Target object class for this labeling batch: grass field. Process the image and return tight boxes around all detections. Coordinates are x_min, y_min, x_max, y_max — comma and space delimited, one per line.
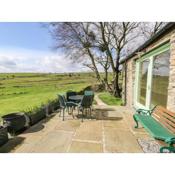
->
0, 72, 98, 118
98, 92, 123, 106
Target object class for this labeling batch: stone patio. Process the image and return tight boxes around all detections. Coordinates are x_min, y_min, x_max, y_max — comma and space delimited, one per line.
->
0, 96, 152, 153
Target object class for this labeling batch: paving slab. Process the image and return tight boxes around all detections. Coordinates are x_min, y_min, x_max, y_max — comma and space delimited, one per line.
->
68, 141, 103, 153
55, 119, 81, 132
6, 99, 152, 153
31, 131, 73, 153
13, 143, 37, 153
21, 135, 44, 144
104, 127, 143, 153
73, 120, 102, 142
103, 120, 129, 130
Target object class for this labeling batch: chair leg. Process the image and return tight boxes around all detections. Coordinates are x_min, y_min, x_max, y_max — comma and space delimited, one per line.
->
71, 107, 74, 118
91, 106, 94, 112
78, 107, 80, 115
69, 107, 71, 114
90, 107, 92, 118
63, 108, 65, 121
85, 108, 88, 118
81, 109, 84, 122
59, 108, 62, 117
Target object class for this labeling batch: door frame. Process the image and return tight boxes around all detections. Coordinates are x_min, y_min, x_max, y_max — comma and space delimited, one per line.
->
134, 42, 170, 110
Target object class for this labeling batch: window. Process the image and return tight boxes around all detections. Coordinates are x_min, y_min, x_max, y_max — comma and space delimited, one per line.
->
137, 59, 150, 106
150, 50, 170, 108
135, 43, 170, 109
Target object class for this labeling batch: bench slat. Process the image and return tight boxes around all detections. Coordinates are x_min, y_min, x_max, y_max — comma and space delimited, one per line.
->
154, 107, 175, 119
154, 115, 175, 134
157, 106, 175, 117
153, 111, 175, 128
152, 106, 175, 134
154, 107, 175, 121
134, 114, 175, 140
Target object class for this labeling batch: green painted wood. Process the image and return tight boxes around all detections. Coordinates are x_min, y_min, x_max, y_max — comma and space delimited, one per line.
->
134, 114, 175, 140
134, 42, 170, 110
140, 42, 170, 60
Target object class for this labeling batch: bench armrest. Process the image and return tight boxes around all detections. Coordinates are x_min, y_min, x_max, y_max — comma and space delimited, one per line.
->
165, 137, 175, 145
136, 109, 151, 116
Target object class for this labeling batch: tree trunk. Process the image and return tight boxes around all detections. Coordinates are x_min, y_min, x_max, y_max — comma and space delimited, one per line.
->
113, 71, 121, 97
104, 68, 109, 90
87, 48, 102, 83
113, 52, 121, 98
103, 66, 112, 92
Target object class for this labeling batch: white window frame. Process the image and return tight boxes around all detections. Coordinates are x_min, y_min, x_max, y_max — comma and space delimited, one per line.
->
134, 43, 170, 110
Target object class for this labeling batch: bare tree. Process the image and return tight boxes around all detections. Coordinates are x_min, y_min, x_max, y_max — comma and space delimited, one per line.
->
49, 22, 165, 98
97, 22, 139, 97
49, 22, 140, 97
49, 22, 103, 84
140, 22, 166, 39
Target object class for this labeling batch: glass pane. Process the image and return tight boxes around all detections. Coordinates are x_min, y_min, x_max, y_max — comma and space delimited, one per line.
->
151, 50, 170, 108
138, 59, 150, 106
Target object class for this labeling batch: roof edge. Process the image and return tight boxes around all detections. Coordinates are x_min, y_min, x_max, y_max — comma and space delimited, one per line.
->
120, 22, 175, 64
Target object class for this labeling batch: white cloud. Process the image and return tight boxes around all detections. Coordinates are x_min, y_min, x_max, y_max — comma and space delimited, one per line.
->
0, 48, 89, 73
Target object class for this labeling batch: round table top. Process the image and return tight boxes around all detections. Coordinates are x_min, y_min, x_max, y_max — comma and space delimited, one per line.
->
69, 95, 84, 101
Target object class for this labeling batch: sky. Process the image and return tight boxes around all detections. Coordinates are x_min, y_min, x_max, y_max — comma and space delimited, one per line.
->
0, 22, 87, 73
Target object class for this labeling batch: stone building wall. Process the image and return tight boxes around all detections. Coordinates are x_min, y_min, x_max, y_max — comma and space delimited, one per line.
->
122, 29, 175, 112
167, 31, 175, 112
124, 59, 135, 108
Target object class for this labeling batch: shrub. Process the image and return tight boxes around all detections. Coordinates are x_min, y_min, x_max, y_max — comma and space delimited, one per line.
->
24, 98, 60, 125
25, 105, 46, 125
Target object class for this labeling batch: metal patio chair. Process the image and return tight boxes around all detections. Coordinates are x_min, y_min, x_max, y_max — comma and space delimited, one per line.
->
58, 94, 78, 121
78, 95, 94, 122
66, 91, 77, 102
84, 90, 94, 96
84, 90, 94, 109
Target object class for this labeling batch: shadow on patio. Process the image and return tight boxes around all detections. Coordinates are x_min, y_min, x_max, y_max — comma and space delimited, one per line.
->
0, 137, 25, 153
0, 105, 151, 153
76, 107, 123, 121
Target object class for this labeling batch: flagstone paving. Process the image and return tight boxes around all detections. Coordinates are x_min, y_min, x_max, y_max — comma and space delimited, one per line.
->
0, 95, 152, 153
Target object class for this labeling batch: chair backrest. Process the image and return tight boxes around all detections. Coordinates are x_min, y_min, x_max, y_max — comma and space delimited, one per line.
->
84, 90, 94, 96
84, 90, 94, 102
80, 95, 93, 108
152, 106, 175, 134
66, 91, 77, 101
58, 95, 66, 108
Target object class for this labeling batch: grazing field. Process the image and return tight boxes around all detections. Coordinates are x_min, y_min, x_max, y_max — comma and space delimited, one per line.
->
0, 72, 98, 119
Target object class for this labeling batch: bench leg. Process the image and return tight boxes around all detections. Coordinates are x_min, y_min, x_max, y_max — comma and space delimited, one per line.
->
133, 115, 139, 128
160, 146, 175, 153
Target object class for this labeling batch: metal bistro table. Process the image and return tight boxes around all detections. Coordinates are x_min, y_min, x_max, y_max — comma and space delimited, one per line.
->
69, 95, 84, 103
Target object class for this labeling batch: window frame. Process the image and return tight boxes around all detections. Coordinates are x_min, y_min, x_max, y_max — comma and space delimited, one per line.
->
134, 42, 170, 110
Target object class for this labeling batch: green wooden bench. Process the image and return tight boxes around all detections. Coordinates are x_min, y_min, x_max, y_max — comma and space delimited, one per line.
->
133, 106, 175, 153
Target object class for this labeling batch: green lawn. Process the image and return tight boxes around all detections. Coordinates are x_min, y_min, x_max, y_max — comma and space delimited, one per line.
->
98, 92, 122, 106
0, 72, 97, 118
